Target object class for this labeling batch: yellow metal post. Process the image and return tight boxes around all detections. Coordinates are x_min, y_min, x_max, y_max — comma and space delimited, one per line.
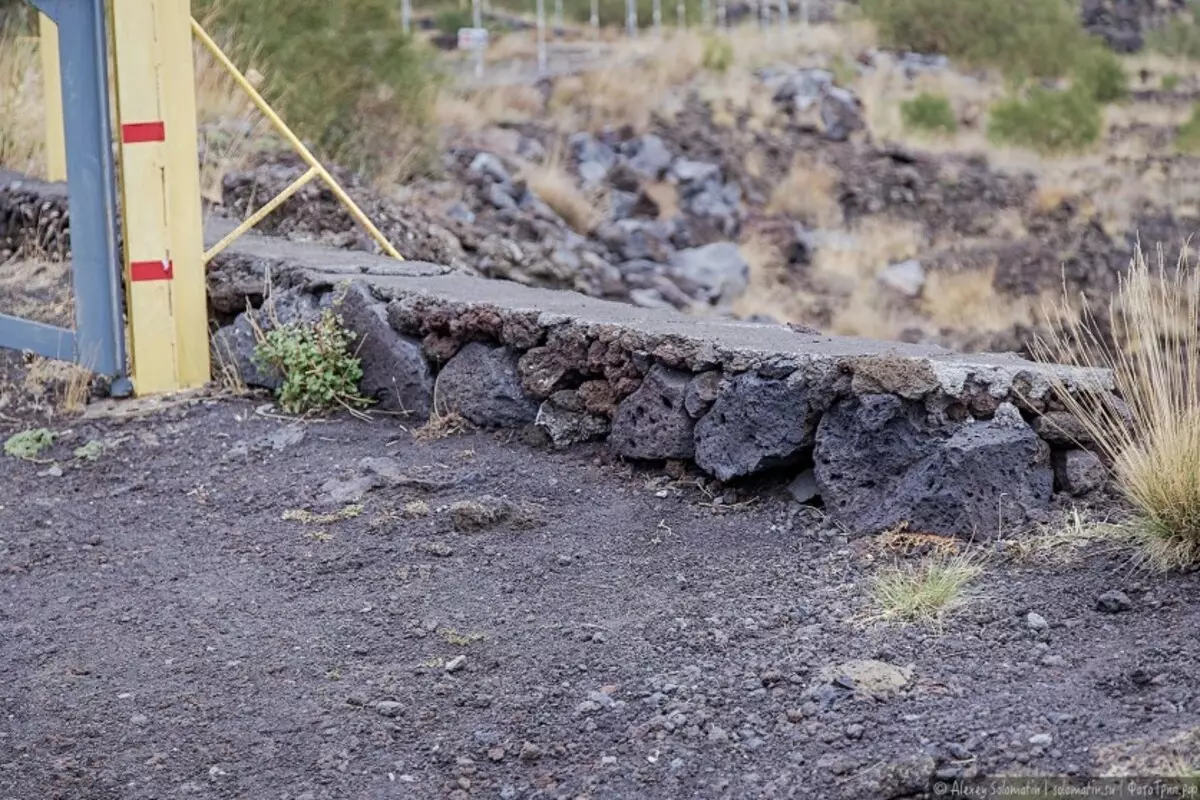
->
38, 13, 67, 182
109, 0, 208, 395
157, 0, 211, 388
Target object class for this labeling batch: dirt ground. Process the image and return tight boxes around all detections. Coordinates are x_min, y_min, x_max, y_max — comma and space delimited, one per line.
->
1, 386, 1199, 800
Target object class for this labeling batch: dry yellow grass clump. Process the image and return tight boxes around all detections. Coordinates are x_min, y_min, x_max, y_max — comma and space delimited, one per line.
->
0, 29, 45, 177
1034, 244, 1200, 570
522, 150, 600, 234
766, 154, 844, 228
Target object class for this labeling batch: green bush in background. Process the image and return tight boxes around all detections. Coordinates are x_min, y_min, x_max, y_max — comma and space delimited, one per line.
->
861, 0, 1091, 81
701, 35, 734, 73
1072, 44, 1128, 104
1175, 104, 1200, 153
196, 0, 441, 181
900, 93, 957, 135
987, 88, 1102, 154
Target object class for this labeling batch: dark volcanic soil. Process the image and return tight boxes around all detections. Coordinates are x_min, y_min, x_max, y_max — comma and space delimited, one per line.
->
2, 398, 1199, 800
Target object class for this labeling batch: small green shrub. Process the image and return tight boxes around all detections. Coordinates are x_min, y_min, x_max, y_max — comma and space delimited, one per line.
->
1072, 44, 1128, 103
829, 53, 858, 87
1164, 73, 1183, 91
701, 35, 733, 74
254, 310, 371, 416
435, 8, 474, 35
900, 93, 958, 135
1176, 104, 1200, 153
861, 0, 1090, 81
4, 428, 55, 460
987, 88, 1102, 154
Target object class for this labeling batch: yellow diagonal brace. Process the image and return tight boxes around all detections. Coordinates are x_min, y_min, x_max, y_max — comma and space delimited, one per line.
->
189, 19, 404, 262
203, 165, 320, 264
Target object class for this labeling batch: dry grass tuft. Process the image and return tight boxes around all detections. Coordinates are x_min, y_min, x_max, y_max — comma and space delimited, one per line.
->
413, 408, 471, 442
523, 151, 600, 234
870, 552, 982, 625
0, 30, 45, 177
436, 84, 547, 132
1033, 244, 1200, 570
23, 357, 91, 414
766, 154, 843, 228
1005, 507, 1128, 563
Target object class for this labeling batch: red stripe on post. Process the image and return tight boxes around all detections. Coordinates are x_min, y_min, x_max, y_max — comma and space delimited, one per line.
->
130, 260, 174, 282
121, 121, 166, 144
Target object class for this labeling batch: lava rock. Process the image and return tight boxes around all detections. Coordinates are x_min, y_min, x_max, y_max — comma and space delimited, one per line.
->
1052, 449, 1107, 496
1096, 590, 1133, 613
609, 365, 695, 460
1026, 611, 1049, 631
694, 371, 826, 481
814, 397, 1053, 536
436, 342, 538, 428
535, 390, 611, 448
211, 288, 323, 390
334, 283, 433, 417
877, 259, 925, 298
667, 242, 750, 306
626, 134, 674, 179
468, 152, 511, 184
1032, 411, 1094, 446
684, 370, 722, 418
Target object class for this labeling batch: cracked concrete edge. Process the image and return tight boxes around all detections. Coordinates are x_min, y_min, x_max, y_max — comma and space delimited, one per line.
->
203, 226, 1114, 408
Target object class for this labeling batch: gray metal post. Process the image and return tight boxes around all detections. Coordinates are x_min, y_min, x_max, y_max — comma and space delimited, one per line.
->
677, 0, 685, 28
401, 0, 411, 33
626, 0, 637, 37
779, 0, 788, 28
554, 0, 563, 34
536, 0, 548, 74
716, 0, 726, 29
28, 0, 127, 386
801, 0, 808, 24
590, 0, 599, 37
652, 0, 662, 36
701, 0, 710, 27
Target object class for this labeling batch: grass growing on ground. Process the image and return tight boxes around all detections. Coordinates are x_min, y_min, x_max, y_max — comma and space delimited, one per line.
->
1033, 245, 1200, 570
900, 92, 957, 136
870, 553, 981, 625
523, 151, 600, 234
253, 310, 371, 416
1176, 104, 1200, 153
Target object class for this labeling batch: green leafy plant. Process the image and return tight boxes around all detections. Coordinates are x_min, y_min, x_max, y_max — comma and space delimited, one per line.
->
1177, 104, 1200, 152
987, 87, 1101, 154
4, 428, 55, 460
1164, 73, 1182, 92
900, 92, 958, 135
435, 8, 474, 35
701, 35, 733, 74
73, 440, 104, 461
253, 310, 371, 416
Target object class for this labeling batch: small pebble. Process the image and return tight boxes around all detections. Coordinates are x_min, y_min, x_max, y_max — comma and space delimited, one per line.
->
445, 655, 467, 673
1096, 590, 1132, 613
1025, 612, 1048, 631
1029, 733, 1053, 747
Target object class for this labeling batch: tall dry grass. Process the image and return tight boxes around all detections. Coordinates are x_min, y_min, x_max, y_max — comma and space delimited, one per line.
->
1033, 244, 1200, 570
0, 29, 45, 177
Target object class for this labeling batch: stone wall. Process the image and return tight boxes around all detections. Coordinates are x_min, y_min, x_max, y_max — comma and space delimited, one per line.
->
206, 225, 1118, 540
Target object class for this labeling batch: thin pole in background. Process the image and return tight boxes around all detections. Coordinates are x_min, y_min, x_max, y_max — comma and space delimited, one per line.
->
472, 0, 484, 78
652, 0, 662, 37
626, 0, 637, 38
537, 0, 548, 72
779, 0, 788, 29
591, 0, 600, 38
677, 0, 685, 29
716, 0, 726, 30
401, 0, 411, 33
555, 0, 563, 34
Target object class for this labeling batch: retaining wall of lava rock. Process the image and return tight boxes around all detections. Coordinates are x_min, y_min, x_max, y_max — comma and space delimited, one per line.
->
205, 229, 1118, 540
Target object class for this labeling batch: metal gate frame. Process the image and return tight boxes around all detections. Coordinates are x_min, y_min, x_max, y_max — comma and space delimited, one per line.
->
0, 0, 129, 393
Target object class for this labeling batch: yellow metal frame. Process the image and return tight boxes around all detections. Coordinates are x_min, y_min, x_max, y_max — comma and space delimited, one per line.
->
38, 13, 67, 182
189, 20, 405, 264
35, 5, 405, 398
